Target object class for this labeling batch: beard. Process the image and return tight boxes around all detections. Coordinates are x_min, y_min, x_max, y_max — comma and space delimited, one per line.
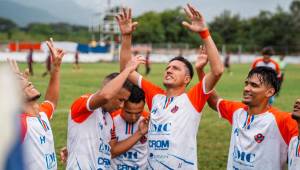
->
26, 93, 41, 102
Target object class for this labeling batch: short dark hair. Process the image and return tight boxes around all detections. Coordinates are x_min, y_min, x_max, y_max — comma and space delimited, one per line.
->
104, 72, 133, 91
169, 56, 194, 79
247, 67, 280, 96
261, 46, 274, 56
128, 85, 145, 103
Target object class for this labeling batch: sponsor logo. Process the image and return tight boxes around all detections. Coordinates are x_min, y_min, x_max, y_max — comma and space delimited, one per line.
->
140, 135, 147, 144
117, 164, 139, 170
149, 122, 171, 135
98, 157, 110, 168
120, 151, 138, 160
99, 138, 111, 155
254, 133, 265, 143
149, 140, 170, 150
98, 122, 103, 130
45, 152, 56, 169
233, 128, 239, 136
233, 146, 255, 167
171, 105, 179, 113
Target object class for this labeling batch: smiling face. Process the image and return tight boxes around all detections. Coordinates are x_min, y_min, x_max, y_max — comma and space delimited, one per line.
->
19, 76, 41, 102
163, 60, 191, 88
242, 74, 275, 107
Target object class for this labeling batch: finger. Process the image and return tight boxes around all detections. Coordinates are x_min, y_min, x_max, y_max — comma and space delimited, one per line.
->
183, 7, 193, 19
23, 69, 30, 79
128, 8, 132, 19
115, 15, 120, 22
119, 13, 124, 20
182, 21, 192, 29
132, 22, 138, 28
123, 8, 127, 19
11, 59, 20, 73
187, 4, 197, 17
49, 37, 54, 47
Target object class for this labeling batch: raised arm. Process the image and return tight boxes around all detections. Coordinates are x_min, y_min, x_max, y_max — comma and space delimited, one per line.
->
44, 38, 64, 108
89, 56, 145, 110
116, 8, 140, 85
182, 4, 224, 92
110, 117, 149, 158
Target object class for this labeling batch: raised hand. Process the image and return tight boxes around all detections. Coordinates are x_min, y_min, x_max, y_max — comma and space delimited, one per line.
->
182, 4, 207, 32
46, 38, 65, 69
195, 45, 208, 70
7, 58, 30, 79
125, 55, 145, 73
116, 8, 138, 35
138, 117, 149, 135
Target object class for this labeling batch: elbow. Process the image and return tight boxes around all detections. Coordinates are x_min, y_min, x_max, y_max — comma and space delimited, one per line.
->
212, 66, 224, 78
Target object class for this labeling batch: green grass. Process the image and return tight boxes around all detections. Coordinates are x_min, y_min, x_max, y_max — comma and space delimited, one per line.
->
17, 62, 300, 169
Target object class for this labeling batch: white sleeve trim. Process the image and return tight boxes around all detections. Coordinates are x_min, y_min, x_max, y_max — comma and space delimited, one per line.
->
86, 94, 95, 112
216, 98, 224, 119
138, 75, 143, 88
202, 75, 214, 95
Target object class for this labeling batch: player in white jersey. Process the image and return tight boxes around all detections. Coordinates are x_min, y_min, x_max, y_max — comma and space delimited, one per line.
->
202, 66, 298, 170
111, 85, 149, 170
116, 4, 224, 169
289, 99, 300, 170
8, 38, 64, 170
67, 60, 149, 170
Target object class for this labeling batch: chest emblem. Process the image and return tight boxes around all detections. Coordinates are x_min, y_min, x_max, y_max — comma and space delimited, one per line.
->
171, 105, 179, 113
254, 133, 265, 143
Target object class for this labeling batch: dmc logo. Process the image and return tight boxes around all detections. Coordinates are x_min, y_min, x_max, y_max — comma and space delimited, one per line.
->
149, 122, 171, 134
120, 151, 138, 160
99, 139, 111, 155
45, 152, 56, 169
117, 164, 139, 170
98, 157, 110, 167
149, 140, 169, 150
233, 147, 255, 165
254, 133, 265, 143
151, 108, 158, 114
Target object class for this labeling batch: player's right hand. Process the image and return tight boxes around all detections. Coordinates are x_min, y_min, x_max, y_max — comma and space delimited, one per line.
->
116, 8, 138, 35
195, 45, 208, 70
60, 146, 68, 165
125, 55, 145, 73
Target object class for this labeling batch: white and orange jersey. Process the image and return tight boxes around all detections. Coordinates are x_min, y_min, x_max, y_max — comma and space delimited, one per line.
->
217, 99, 298, 170
137, 75, 211, 170
288, 136, 300, 170
67, 94, 115, 170
21, 101, 57, 170
110, 109, 149, 170
251, 57, 281, 75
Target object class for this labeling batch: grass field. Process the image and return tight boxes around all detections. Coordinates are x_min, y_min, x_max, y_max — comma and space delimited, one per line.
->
18, 62, 300, 170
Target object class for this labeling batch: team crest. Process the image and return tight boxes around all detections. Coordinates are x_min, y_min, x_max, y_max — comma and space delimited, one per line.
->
171, 105, 179, 113
254, 133, 265, 143
140, 135, 147, 144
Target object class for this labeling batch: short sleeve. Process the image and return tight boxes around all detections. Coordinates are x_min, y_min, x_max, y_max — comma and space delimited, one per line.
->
138, 76, 165, 111
40, 101, 55, 120
70, 94, 93, 123
217, 99, 246, 124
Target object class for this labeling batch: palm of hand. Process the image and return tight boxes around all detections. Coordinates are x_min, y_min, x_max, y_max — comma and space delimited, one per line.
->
119, 20, 133, 35
195, 54, 208, 69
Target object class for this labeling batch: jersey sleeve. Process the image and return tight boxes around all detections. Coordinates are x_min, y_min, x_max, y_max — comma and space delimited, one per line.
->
138, 76, 165, 111
272, 109, 298, 145
39, 100, 55, 120
70, 94, 93, 123
20, 114, 27, 142
217, 99, 246, 124
187, 75, 212, 113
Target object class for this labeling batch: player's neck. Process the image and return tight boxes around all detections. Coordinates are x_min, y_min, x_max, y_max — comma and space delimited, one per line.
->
248, 102, 270, 115
166, 86, 185, 97
23, 101, 40, 116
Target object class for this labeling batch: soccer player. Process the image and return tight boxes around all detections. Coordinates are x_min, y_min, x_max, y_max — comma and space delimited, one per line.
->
202, 66, 298, 169
8, 38, 64, 170
116, 4, 224, 169
289, 99, 300, 170
27, 48, 34, 76
111, 85, 149, 170
66, 58, 148, 170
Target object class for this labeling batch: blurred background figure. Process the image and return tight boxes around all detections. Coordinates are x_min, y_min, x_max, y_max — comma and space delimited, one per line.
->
27, 49, 34, 76
145, 50, 151, 76
224, 51, 232, 75
42, 52, 52, 77
0, 64, 24, 170
73, 51, 80, 70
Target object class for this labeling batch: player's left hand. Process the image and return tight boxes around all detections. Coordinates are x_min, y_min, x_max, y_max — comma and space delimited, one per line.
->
195, 45, 208, 70
125, 55, 145, 73
182, 4, 207, 32
46, 38, 65, 69
138, 117, 149, 135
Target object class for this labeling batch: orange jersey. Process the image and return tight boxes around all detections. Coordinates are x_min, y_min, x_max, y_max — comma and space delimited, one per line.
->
217, 99, 298, 169
21, 101, 57, 169
252, 57, 281, 75
138, 75, 211, 170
